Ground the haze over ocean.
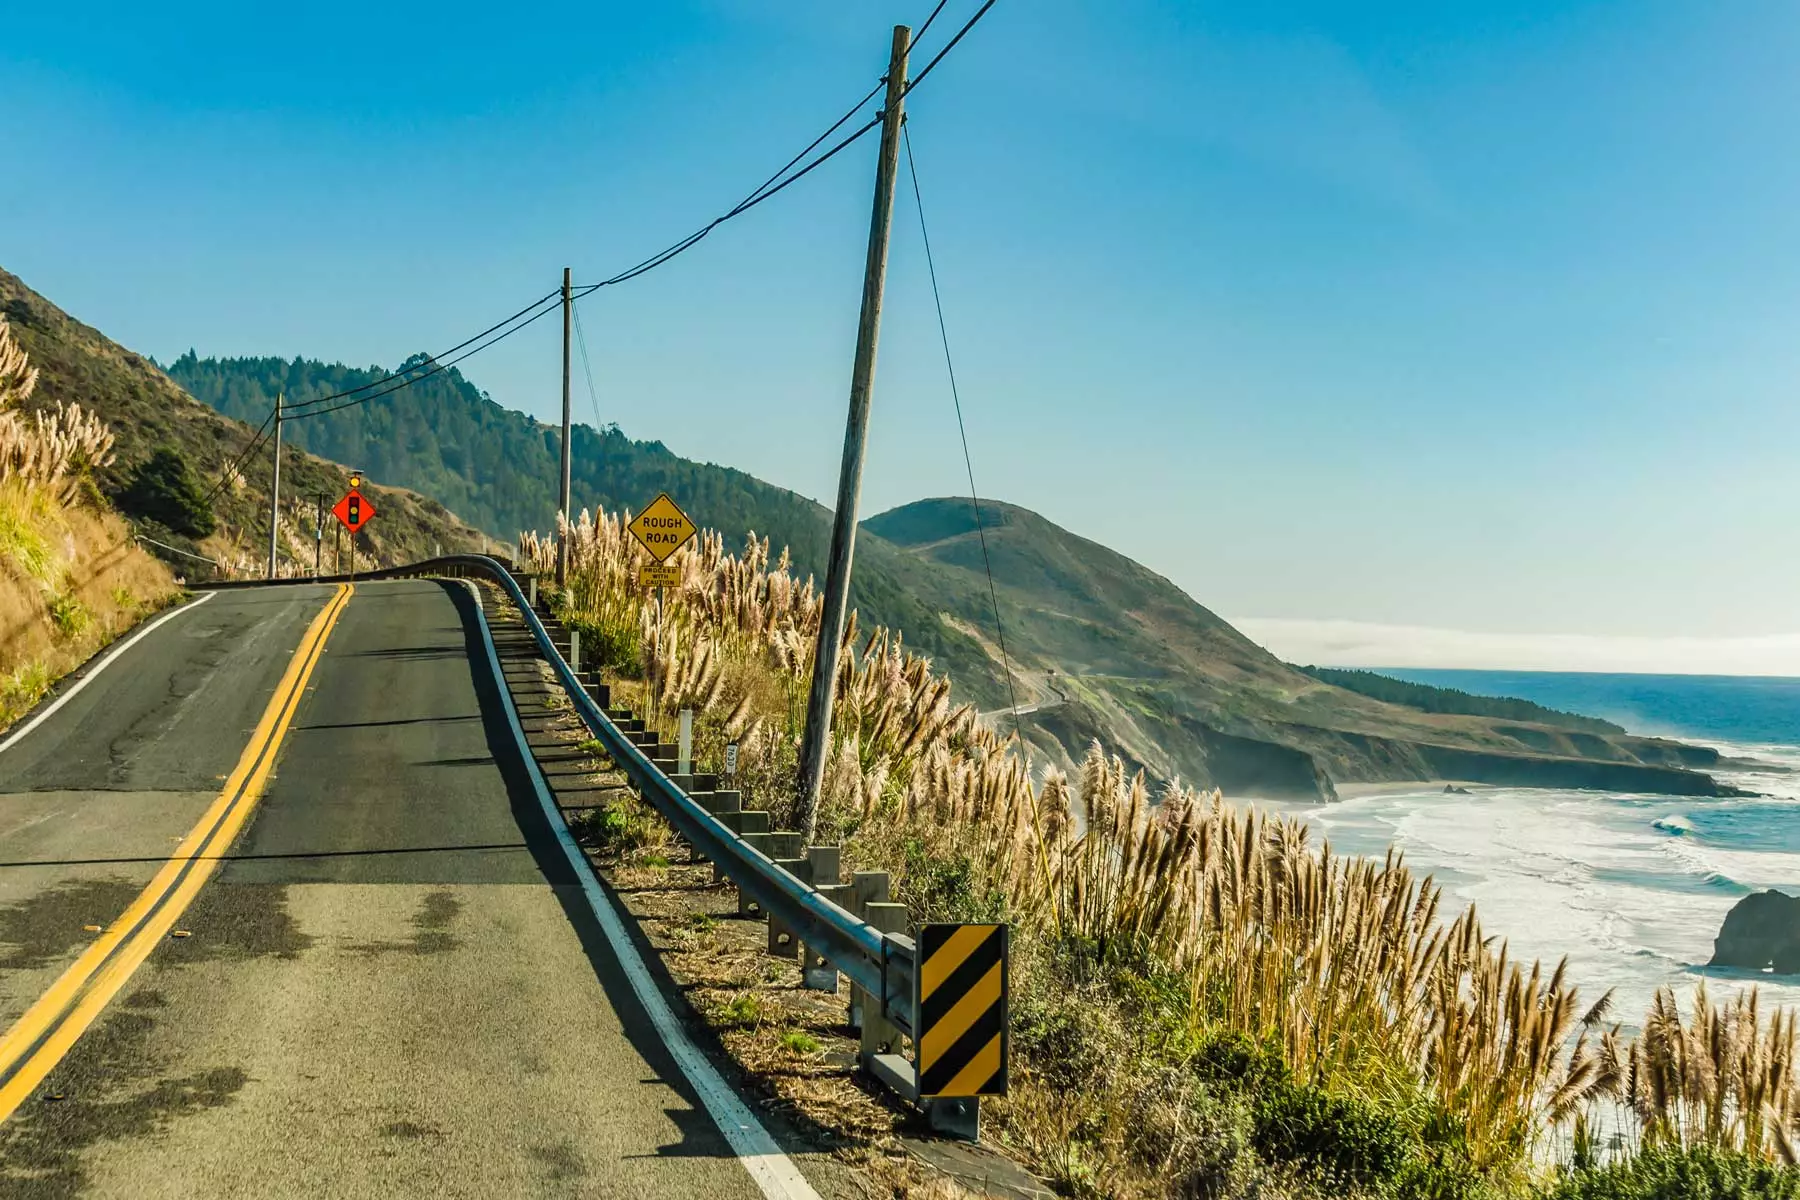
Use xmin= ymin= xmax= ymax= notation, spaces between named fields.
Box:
xmin=1274 ymin=670 xmax=1800 ymax=1028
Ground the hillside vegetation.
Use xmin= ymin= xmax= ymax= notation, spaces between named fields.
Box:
xmin=1295 ymin=665 xmax=1626 ymax=735
xmin=167 ymin=352 xmax=1740 ymax=799
xmin=0 ymin=313 xmax=177 ymax=726
xmin=536 ymin=508 xmax=1800 ymax=1200
xmin=0 ymin=268 xmax=488 ymax=577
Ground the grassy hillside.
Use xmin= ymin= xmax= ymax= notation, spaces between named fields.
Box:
xmin=0 ymin=309 xmax=180 ymax=726
xmin=865 ymin=497 xmax=1738 ymax=797
xmin=0 ymin=268 xmax=487 ymax=576
xmin=166 ymin=355 xmax=1737 ymax=799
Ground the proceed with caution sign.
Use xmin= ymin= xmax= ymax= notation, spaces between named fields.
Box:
xmin=627 ymin=493 xmax=696 ymax=563
xmin=916 ymin=923 xmax=1009 ymax=1098
xmin=638 ymin=563 xmax=681 ymax=589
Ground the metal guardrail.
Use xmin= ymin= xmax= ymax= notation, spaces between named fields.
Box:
xmin=207 ymin=555 xmax=921 ymax=1041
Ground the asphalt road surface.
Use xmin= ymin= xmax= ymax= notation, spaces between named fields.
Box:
xmin=0 ymin=580 xmax=840 ymax=1199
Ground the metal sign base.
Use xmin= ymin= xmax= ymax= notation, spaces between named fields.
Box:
xmin=868 ymin=1052 xmax=982 ymax=1143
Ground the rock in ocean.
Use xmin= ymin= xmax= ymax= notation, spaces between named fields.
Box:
xmin=1710 ymin=890 xmax=1800 ymax=974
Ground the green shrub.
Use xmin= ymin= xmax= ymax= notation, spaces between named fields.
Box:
xmin=564 ymin=604 xmax=640 ymax=676
xmin=719 ymin=993 xmax=762 ymax=1027
xmin=897 ymin=837 xmax=1007 ymax=924
xmin=47 ymin=589 xmax=91 ymax=640
xmin=118 ymin=445 xmax=215 ymax=537
xmin=778 ymin=1029 xmax=820 ymax=1056
xmin=567 ymin=798 xmax=657 ymax=858
xmin=0 ymin=478 xmax=58 ymax=582
xmin=1545 ymin=1145 xmax=1800 ymax=1200
xmin=0 ymin=661 xmax=53 ymax=722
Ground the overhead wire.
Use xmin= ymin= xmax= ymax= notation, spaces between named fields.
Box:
xmin=572 ymin=305 xmax=604 ymax=429
xmin=280 ymin=288 xmax=563 ymax=415
xmin=903 ymin=0 xmax=999 ymax=99
xmin=901 ymin=120 xmax=1023 ymax=741
xmin=574 ymin=80 xmax=888 ymax=294
xmin=199 ymin=407 xmax=275 ymax=506
xmin=204 ymin=0 xmax=1001 ymax=487
xmin=913 ymin=0 xmax=953 ymax=46
xmin=283 ymin=295 xmax=566 ymax=421
xmin=282 ymin=78 xmax=897 ymax=422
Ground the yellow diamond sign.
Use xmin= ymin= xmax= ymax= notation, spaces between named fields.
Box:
xmin=627 ymin=493 xmax=696 ymax=563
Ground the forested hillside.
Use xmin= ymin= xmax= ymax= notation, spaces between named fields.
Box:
xmin=165 ymin=352 xmax=1007 ymax=700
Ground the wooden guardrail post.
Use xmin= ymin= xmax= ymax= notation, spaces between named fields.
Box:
xmin=848 ymin=872 xmax=891 ymax=1026
xmin=799 ymin=846 xmax=844 ymax=990
xmin=859 ymin=900 xmax=909 ymax=1064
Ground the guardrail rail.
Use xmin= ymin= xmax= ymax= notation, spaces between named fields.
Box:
xmin=206 ymin=554 xmax=996 ymax=1139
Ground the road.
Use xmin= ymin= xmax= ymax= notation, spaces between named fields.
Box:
xmin=0 ymin=580 xmax=841 ymax=1198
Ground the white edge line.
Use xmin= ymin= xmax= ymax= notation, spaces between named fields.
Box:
xmin=458 ymin=581 xmax=824 ymax=1200
xmin=0 ymin=591 xmax=219 ymax=757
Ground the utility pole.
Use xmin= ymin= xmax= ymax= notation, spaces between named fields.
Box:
xmin=314 ymin=492 xmax=325 ymax=577
xmin=795 ymin=25 xmax=910 ymax=840
xmin=557 ymin=266 xmax=573 ymax=589
xmin=265 ymin=392 xmax=283 ymax=579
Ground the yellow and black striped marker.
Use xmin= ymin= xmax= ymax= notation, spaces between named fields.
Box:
xmin=916 ymin=923 xmax=1008 ymax=1098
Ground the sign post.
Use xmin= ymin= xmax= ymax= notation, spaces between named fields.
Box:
xmin=332 ymin=475 xmax=376 ymax=580
xmin=627 ymin=493 xmax=697 ymax=623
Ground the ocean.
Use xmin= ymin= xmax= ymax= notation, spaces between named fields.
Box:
xmin=1277 ymin=669 xmax=1800 ymax=1027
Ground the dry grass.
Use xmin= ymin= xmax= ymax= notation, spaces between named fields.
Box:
xmin=529 ymin=506 xmax=1800 ymax=1195
xmin=0 ymin=314 xmax=177 ymax=729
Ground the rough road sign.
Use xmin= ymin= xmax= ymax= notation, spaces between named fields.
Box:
xmin=332 ymin=488 xmax=375 ymax=534
xmin=627 ymin=494 xmax=696 ymax=563
xmin=638 ymin=563 xmax=681 ymax=589
xmin=916 ymin=923 xmax=1009 ymax=1098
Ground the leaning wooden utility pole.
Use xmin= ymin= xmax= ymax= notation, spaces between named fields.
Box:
xmin=265 ymin=392 xmax=283 ymax=579
xmin=795 ymin=24 xmax=911 ymax=839
xmin=557 ymin=266 xmax=573 ymax=588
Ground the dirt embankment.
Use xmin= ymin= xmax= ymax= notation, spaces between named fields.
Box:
xmin=0 ymin=502 xmax=178 ymax=727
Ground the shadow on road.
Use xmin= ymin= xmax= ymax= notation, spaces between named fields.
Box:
xmin=442 ymin=580 xmax=757 ymax=1167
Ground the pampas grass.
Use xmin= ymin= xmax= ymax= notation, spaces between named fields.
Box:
xmin=530 ymin=504 xmax=1800 ymax=1188
xmin=0 ymin=315 xmax=115 ymax=506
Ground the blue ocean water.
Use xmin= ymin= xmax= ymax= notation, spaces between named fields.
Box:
xmin=1268 ymin=669 xmax=1800 ymax=1025
xmin=1375 ymin=668 xmax=1800 ymax=746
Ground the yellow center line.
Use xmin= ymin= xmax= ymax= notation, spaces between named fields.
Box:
xmin=0 ymin=583 xmax=352 ymax=1123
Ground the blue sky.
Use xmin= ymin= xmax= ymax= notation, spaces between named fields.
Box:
xmin=4 ymin=1 xmax=1797 ymax=661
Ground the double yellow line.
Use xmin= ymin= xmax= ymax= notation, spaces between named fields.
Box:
xmin=0 ymin=583 xmax=352 ymax=1123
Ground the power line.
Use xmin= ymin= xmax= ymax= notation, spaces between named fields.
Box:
xmin=572 ymin=0 xmax=1002 ymax=298
xmin=913 ymin=0 xmax=953 ymax=46
xmin=280 ymin=79 xmax=895 ymax=423
xmin=903 ymin=0 xmax=999 ymax=99
xmin=572 ymin=302 xmax=605 ymax=435
xmin=574 ymin=82 xmax=887 ymax=294
xmin=210 ymin=1 xmax=1002 ymax=461
xmin=282 ymin=289 xmax=563 ymax=416
xmin=199 ymin=407 xmax=275 ymax=506
xmin=284 ymin=295 xmax=565 ymax=422
xmin=902 ymin=121 xmax=1023 ymax=740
